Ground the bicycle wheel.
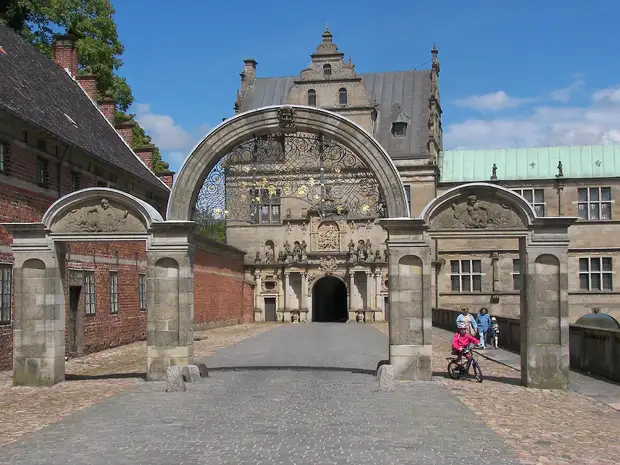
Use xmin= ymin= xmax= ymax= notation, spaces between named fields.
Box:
xmin=447 ymin=361 xmax=461 ymax=379
xmin=473 ymin=361 xmax=483 ymax=383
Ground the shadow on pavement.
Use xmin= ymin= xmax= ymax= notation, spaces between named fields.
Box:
xmin=65 ymin=372 xmax=147 ymax=381
xmin=209 ymin=365 xmax=377 ymax=376
xmin=432 ymin=370 xmax=523 ymax=386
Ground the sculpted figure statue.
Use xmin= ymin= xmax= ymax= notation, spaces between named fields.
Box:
xmin=292 ymin=241 xmax=302 ymax=262
xmin=347 ymin=239 xmax=356 ymax=262
xmin=283 ymin=241 xmax=292 ymax=262
xmin=356 ymin=240 xmax=366 ymax=261
xmin=265 ymin=243 xmax=275 ymax=264
xmin=255 ymin=252 xmax=262 ymax=263
xmin=277 ymin=251 xmax=285 ymax=263
xmin=300 ymin=240 xmax=308 ymax=261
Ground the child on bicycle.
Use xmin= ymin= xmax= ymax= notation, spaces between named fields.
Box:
xmin=452 ymin=321 xmax=480 ymax=366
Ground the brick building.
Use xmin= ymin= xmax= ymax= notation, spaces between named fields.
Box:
xmin=0 ymin=25 xmax=251 ymax=371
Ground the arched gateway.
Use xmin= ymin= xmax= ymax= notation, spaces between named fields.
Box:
xmin=4 ymin=107 xmax=576 ymax=390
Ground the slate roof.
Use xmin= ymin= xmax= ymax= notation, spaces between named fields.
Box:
xmin=238 ymin=70 xmax=432 ymax=159
xmin=0 ymin=24 xmax=169 ymax=194
xmin=440 ymin=145 xmax=620 ymax=183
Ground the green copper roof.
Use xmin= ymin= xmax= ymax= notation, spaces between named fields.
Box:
xmin=439 ymin=145 xmax=620 ymax=183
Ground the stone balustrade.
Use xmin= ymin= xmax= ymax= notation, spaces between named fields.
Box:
xmin=432 ymin=307 xmax=620 ymax=382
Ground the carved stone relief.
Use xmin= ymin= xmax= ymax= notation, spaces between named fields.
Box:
xmin=431 ymin=194 xmax=526 ymax=230
xmin=52 ymin=199 xmax=146 ymax=233
xmin=318 ymin=256 xmax=339 ymax=274
xmin=316 ymin=221 xmax=340 ymax=251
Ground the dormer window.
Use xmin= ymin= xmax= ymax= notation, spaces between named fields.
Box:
xmin=308 ymin=89 xmax=317 ymax=106
xmin=392 ymin=122 xmax=407 ymax=137
xmin=338 ymin=88 xmax=347 ymax=106
xmin=323 ymin=64 xmax=332 ymax=79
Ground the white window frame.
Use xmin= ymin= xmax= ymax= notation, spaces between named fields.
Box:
xmin=84 ymin=271 xmax=96 ymax=315
xmin=579 ymin=257 xmax=613 ymax=291
xmin=109 ymin=271 xmax=119 ymax=314
xmin=578 ymin=187 xmax=612 ymax=221
xmin=0 ymin=265 xmax=12 ymax=324
xmin=513 ymin=188 xmax=545 ymax=216
xmin=450 ymin=259 xmax=482 ymax=293
xmin=138 ymin=274 xmax=146 ymax=311
xmin=511 ymin=259 xmax=521 ymax=291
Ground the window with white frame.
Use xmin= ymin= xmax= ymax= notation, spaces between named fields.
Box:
xmin=0 ymin=265 xmax=12 ymax=324
xmin=138 ymin=274 xmax=146 ymax=311
xmin=578 ymin=187 xmax=611 ymax=220
xmin=513 ymin=188 xmax=545 ymax=216
xmin=109 ymin=272 xmax=119 ymax=314
xmin=512 ymin=259 xmax=521 ymax=291
xmin=84 ymin=271 xmax=96 ymax=315
xmin=0 ymin=141 xmax=8 ymax=174
xmin=450 ymin=259 xmax=482 ymax=292
xmin=579 ymin=257 xmax=613 ymax=291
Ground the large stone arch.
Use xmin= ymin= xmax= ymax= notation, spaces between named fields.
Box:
xmin=3 ymin=187 xmax=193 ymax=386
xmin=381 ymin=182 xmax=577 ymax=389
xmin=167 ymin=105 xmax=410 ymax=221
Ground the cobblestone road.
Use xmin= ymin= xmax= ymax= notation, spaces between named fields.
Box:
xmin=0 ymin=323 xmax=520 ymax=465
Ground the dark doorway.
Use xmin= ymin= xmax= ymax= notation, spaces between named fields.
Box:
xmin=68 ymin=286 xmax=82 ymax=355
xmin=264 ymin=297 xmax=277 ymax=322
xmin=312 ymin=276 xmax=348 ymax=322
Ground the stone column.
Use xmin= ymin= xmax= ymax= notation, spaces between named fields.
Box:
xmin=301 ymin=272 xmax=308 ymax=322
xmin=365 ymin=271 xmax=374 ymax=323
xmin=491 ymin=252 xmax=500 ymax=293
xmin=374 ymin=270 xmax=384 ymax=320
xmin=277 ymin=270 xmax=284 ymax=322
xmin=254 ymin=270 xmax=264 ymax=322
xmin=348 ymin=271 xmax=356 ymax=322
xmin=9 ymin=225 xmax=65 ymax=386
xmin=379 ymin=219 xmax=432 ymax=381
xmin=520 ymin=217 xmax=576 ymax=389
xmin=146 ymin=222 xmax=195 ymax=381
xmin=283 ymin=272 xmax=291 ymax=323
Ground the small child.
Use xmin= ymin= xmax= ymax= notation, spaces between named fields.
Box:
xmin=452 ymin=322 xmax=480 ymax=365
xmin=490 ymin=316 xmax=499 ymax=349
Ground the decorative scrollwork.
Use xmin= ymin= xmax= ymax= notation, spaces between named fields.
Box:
xmin=195 ymin=132 xmax=386 ymax=224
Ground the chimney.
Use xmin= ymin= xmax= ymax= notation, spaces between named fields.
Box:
xmin=156 ymin=161 xmax=175 ymax=189
xmin=115 ymin=114 xmax=135 ymax=146
xmin=97 ymin=90 xmax=116 ymax=125
xmin=53 ymin=34 xmax=78 ymax=77
xmin=134 ymin=144 xmax=155 ymax=170
xmin=240 ymin=58 xmax=257 ymax=94
xmin=76 ymin=74 xmax=98 ymax=100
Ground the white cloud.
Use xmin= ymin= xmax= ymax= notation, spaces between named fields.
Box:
xmin=134 ymin=103 xmax=191 ymax=150
xmin=455 ymin=90 xmax=533 ymax=111
xmin=549 ymin=79 xmax=585 ymax=103
xmin=445 ymin=84 xmax=620 ymax=150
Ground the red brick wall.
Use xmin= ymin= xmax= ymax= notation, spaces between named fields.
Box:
xmin=194 ymin=248 xmax=254 ymax=326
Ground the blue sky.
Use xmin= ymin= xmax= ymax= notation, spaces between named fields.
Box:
xmin=112 ymin=0 xmax=620 ymax=172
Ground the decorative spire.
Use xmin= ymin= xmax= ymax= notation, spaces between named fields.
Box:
xmin=431 ymin=42 xmax=440 ymax=73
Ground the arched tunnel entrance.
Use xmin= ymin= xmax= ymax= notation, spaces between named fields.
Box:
xmin=312 ymin=276 xmax=348 ymax=322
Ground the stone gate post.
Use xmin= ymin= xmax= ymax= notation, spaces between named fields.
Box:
xmin=521 ymin=218 xmax=575 ymax=389
xmin=6 ymin=224 xmax=65 ymax=386
xmin=146 ymin=222 xmax=195 ymax=380
xmin=380 ymin=219 xmax=432 ymax=381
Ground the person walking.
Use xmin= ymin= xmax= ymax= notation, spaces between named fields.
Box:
xmin=456 ymin=307 xmax=477 ymax=338
xmin=476 ymin=307 xmax=491 ymax=349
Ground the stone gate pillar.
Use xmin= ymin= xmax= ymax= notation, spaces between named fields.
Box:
xmin=146 ymin=222 xmax=195 ymax=380
xmin=7 ymin=224 xmax=65 ymax=386
xmin=380 ymin=219 xmax=432 ymax=381
xmin=520 ymin=218 xmax=575 ymax=389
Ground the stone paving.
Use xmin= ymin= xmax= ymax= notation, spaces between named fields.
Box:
xmin=0 ymin=323 xmax=521 ymax=465
xmin=0 ymin=323 xmax=274 ymax=447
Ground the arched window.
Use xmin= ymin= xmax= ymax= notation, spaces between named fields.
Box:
xmin=391 ymin=121 xmax=408 ymax=137
xmin=338 ymin=88 xmax=347 ymax=106
xmin=308 ymin=89 xmax=317 ymax=106
xmin=323 ymin=64 xmax=331 ymax=78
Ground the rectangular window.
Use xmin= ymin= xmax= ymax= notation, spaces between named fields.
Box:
xmin=36 ymin=138 xmax=47 ymax=152
xmin=109 ymin=272 xmax=119 ymax=314
xmin=70 ymin=172 xmax=80 ymax=192
xmin=138 ymin=274 xmax=146 ymax=311
xmin=36 ymin=157 xmax=49 ymax=187
xmin=404 ymin=185 xmax=411 ymax=215
xmin=250 ymin=188 xmax=281 ymax=224
xmin=513 ymin=188 xmax=545 ymax=216
xmin=579 ymin=257 xmax=613 ymax=291
xmin=0 ymin=265 xmax=12 ymax=324
xmin=512 ymin=259 xmax=521 ymax=291
xmin=578 ymin=187 xmax=612 ymax=220
xmin=84 ymin=271 xmax=96 ymax=315
xmin=450 ymin=259 xmax=482 ymax=292
xmin=0 ymin=142 xmax=8 ymax=174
